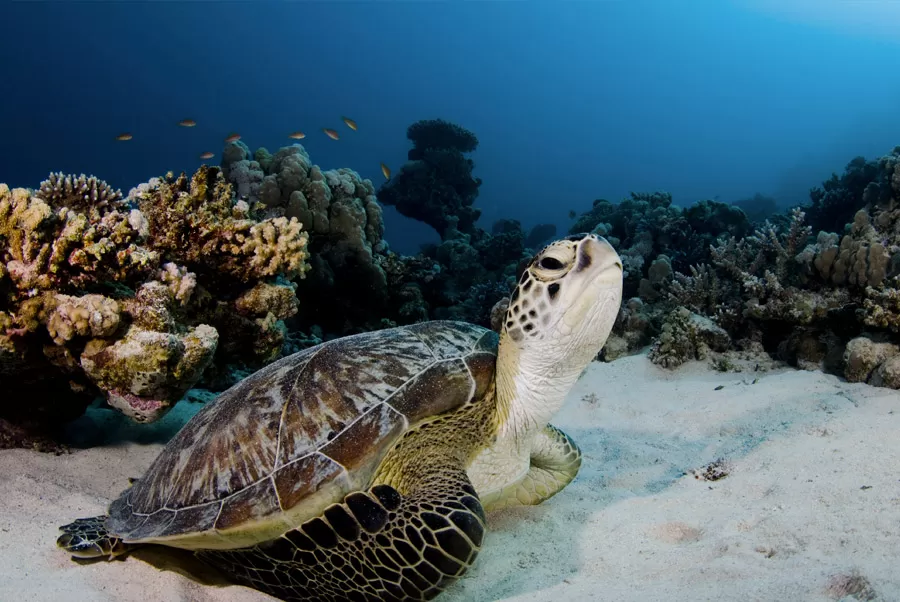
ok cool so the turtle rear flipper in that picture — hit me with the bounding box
[200,470,487,601]
[57,516,133,559]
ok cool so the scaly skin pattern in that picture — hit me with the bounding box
[56,234,624,602]
[200,394,497,601]
[478,424,582,512]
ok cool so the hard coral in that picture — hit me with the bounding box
[37,172,123,218]
[220,143,394,335]
[45,294,120,345]
[0,182,158,294]
[843,336,898,384]
[0,162,318,444]
[863,281,900,332]
[135,165,310,284]
[80,322,218,422]
[406,118,479,153]
[798,209,888,287]
[648,306,731,369]
[378,119,482,239]
[570,193,751,295]
[627,146,900,390]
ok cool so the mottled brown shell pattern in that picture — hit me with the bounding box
[106,321,498,542]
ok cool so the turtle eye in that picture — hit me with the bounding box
[539,256,564,270]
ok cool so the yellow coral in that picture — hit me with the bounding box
[45,294,121,345]
[240,216,310,280]
[234,282,299,319]
[803,210,888,288]
[0,185,157,292]
[863,283,900,332]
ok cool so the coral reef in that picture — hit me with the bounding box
[570,192,752,297]
[219,142,400,334]
[593,145,900,390]
[0,165,310,443]
[9,116,900,452]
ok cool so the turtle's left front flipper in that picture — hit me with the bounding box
[57,515,135,559]
[482,424,583,511]
[199,468,486,602]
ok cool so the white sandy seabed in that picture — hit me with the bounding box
[1,352,898,602]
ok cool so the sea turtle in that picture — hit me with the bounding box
[57,233,623,602]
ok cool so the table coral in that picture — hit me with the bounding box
[377,119,482,239]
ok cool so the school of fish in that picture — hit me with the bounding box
[114,115,392,180]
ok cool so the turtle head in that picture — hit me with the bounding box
[496,234,623,435]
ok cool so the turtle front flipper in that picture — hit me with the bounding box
[199,470,486,602]
[482,424,583,511]
[57,516,134,559]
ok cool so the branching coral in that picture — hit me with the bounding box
[0,182,158,295]
[37,172,123,217]
[628,146,900,391]
[647,306,731,368]
[862,280,900,332]
[666,263,720,314]
[134,165,310,284]
[0,164,316,443]
[570,193,753,296]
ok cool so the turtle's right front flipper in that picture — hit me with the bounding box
[57,516,133,559]
[481,424,583,511]
[200,469,487,602]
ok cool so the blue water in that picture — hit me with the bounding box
[2,0,899,254]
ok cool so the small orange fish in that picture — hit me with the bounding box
[380,163,391,180]
[199,152,215,160]
[178,119,197,127]
[115,133,133,141]
[342,117,358,131]
[225,133,241,143]
[288,131,306,140]
[323,128,340,140]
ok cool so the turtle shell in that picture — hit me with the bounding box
[106,320,498,550]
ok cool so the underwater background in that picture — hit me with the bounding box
[3,2,900,601]
[3,0,900,255]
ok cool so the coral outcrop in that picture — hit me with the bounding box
[378,119,482,239]
[647,307,730,369]
[595,145,900,390]
[220,142,393,333]
[570,192,752,297]
[0,166,310,445]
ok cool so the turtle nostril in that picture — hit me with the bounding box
[575,246,593,272]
